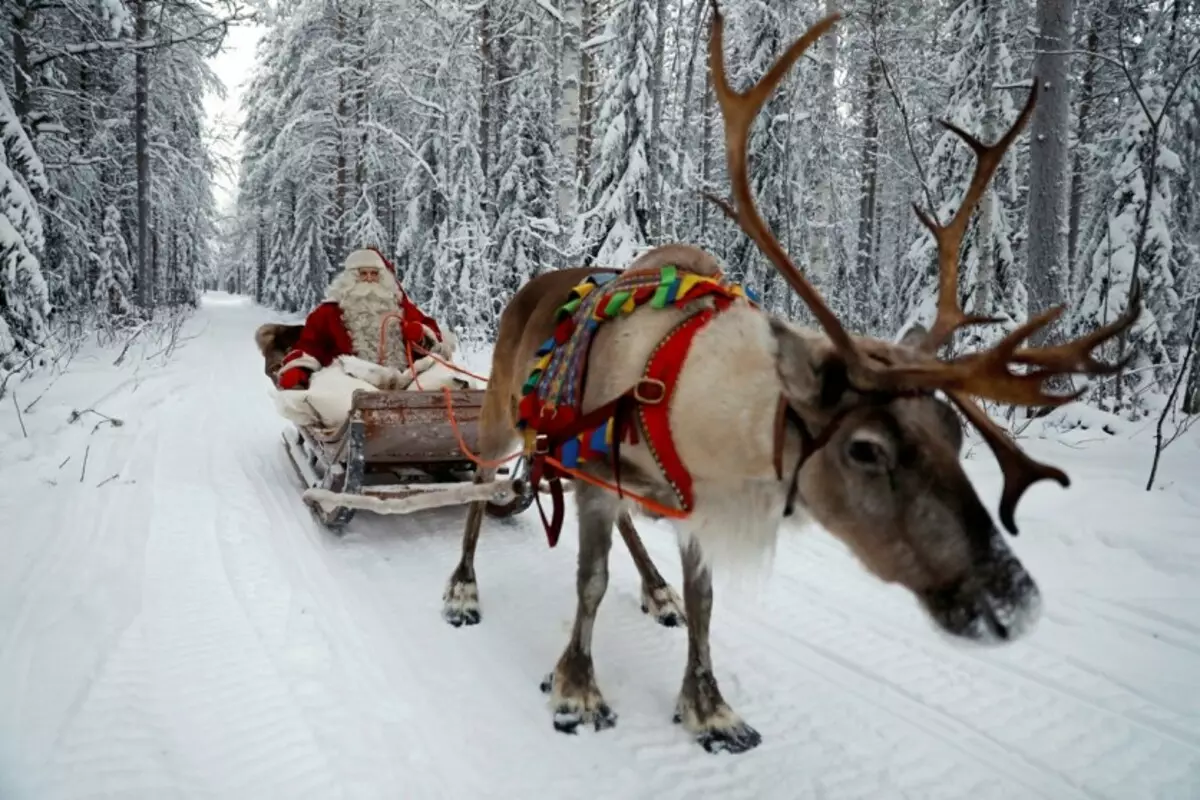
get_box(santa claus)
[277,248,450,390]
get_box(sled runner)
[281,386,535,531]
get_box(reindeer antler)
[705,3,862,368]
[705,2,1142,534]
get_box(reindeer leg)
[539,482,619,733]
[673,537,762,754]
[442,490,487,627]
[443,386,513,628]
[615,511,685,628]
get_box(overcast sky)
[202,19,267,218]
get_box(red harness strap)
[529,391,639,546]
[527,305,723,547]
[633,306,718,514]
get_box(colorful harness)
[516,264,759,546]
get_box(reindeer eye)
[848,440,882,464]
[844,432,893,473]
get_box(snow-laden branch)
[28,11,256,69]
[360,121,443,192]
[529,0,564,24]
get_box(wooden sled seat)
[283,385,531,531]
[303,387,484,465]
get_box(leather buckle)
[634,378,666,404]
[534,434,551,455]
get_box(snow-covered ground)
[1,293,1199,799]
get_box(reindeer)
[442,3,1140,755]
[255,322,304,383]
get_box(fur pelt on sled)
[271,348,478,430]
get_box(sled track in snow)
[1,295,1199,799]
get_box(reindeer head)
[706,2,1140,644]
[255,322,304,383]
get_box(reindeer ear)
[896,322,928,348]
[769,317,847,408]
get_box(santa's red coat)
[279,296,444,378]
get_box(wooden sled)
[282,386,534,532]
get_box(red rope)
[439,385,522,469]
[379,321,684,520]
[438,385,687,520]
[410,342,491,383]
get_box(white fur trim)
[343,248,388,272]
[274,360,380,429]
[410,359,477,391]
[280,353,321,374]
[337,355,416,390]
[273,390,323,428]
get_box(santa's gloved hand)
[278,367,311,390]
[431,331,457,359]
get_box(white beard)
[325,269,410,369]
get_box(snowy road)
[2,294,1199,799]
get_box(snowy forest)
[3,0,1199,421]
[2,0,254,356]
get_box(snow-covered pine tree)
[899,0,1027,354]
[437,40,491,334]
[570,0,657,266]
[490,3,562,297]
[0,82,51,369]
[707,0,795,313]
[92,203,134,321]
[1069,0,1197,415]
[1074,95,1182,411]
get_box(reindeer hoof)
[442,579,480,627]
[674,698,762,754]
[641,584,686,628]
[444,608,480,627]
[696,722,762,754]
[541,671,617,733]
[554,702,618,734]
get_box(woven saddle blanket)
[516,263,757,470]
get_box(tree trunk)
[135,0,152,308]
[1067,13,1099,283]
[855,46,881,330]
[971,0,1002,327]
[647,0,667,239]
[557,0,582,221]
[576,0,599,206]
[255,214,266,303]
[332,1,348,263]
[479,2,493,223]
[808,0,840,285]
[11,1,32,122]
[1025,0,1074,345]
[854,0,883,328]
